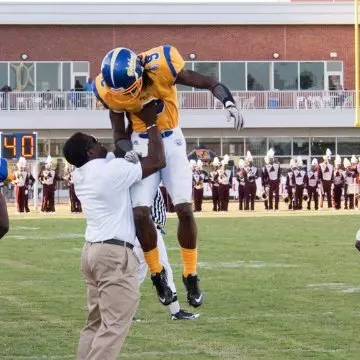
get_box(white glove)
[124,150,140,164]
[225,101,244,131]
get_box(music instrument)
[262,185,269,200]
[303,188,309,201]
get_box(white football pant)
[130,127,192,207]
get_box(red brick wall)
[0,24,354,88]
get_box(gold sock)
[144,247,162,274]
[180,247,198,277]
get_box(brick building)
[0,0,359,168]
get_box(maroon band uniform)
[319,159,334,209]
[306,161,320,211]
[192,169,207,212]
[236,162,246,211]
[264,155,280,210]
[209,161,221,212]
[344,162,357,210]
[244,165,258,211]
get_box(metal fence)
[0,90,355,111]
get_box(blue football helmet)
[101,47,144,98]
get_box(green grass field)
[1,215,360,360]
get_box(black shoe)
[171,309,200,320]
[151,267,173,306]
[183,274,203,308]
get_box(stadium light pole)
[355,0,360,127]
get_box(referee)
[63,107,166,360]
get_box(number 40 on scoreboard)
[0,133,38,160]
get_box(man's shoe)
[171,309,200,320]
[151,267,173,306]
[183,274,203,308]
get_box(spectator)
[83,78,93,108]
[83,78,93,92]
[0,84,12,110]
[75,80,84,91]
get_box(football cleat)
[171,309,200,321]
[183,274,203,308]
[151,267,173,306]
[101,47,143,100]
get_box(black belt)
[91,239,134,250]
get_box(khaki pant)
[76,242,140,360]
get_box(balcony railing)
[0,90,355,111]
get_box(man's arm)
[0,192,9,239]
[135,104,166,179]
[175,69,244,130]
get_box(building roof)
[0,1,356,25]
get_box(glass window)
[221,62,246,91]
[244,137,267,156]
[222,137,245,157]
[326,61,342,72]
[198,138,221,156]
[337,137,360,156]
[62,63,71,91]
[73,62,89,73]
[9,62,35,91]
[293,137,310,156]
[247,62,270,91]
[185,138,198,152]
[268,137,291,156]
[50,139,66,157]
[300,62,324,90]
[194,62,219,80]
[36,63,61,91]
[38,139,50,158]
[176,62,193,92]
[274,62,298,90]
[310,137,336,156]
[0,63,8,88]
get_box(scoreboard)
[0,133,38,160]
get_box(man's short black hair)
[63,132,89,168]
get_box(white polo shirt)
[73,154,142,244]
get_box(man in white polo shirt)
[63,105,166,360]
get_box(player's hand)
[124,150,140,164]
[225,102,244,131]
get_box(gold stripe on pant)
[76,242,140,360]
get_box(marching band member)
[244,151,258,211]
[209,157,221,212]
[38,156,58,213]
[236,159,246,211]
[292,156,307,210]
[261,156,270,210]
[63,164,82,213]
[356,157,360,209]
[192,160,207,212]
[24,164,35,213]
[218,155,232,212]
[344,157,357,210]
[263,149,280,211]
[306,159,320,211]
[285,159,296,210]
[332,155,345,210]
[12,157,28,214]
[319,148,333,210]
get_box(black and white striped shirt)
[151,188,166,228]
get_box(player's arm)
[0,192,9,239]
[175,69,244,130]
[135,103,166,179]
[109,110,139,163]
